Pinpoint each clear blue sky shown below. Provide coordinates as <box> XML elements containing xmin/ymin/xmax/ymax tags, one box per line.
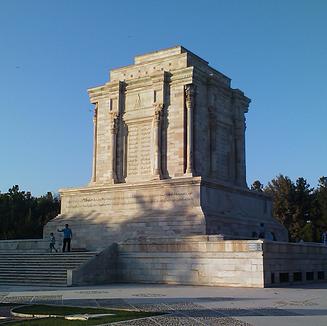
<box><xmin>0</xmin><ymin>0</ymin><xmax>326</xmax><ymax>195</ymax></box>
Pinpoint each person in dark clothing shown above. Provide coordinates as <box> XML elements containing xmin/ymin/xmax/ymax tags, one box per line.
<box><xmin>57</xmin><ymin>224</ymin><xmax>73</xmax><ymax>252</ymax></box>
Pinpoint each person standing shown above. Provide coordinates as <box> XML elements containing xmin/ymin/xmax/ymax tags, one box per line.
<box><xmin>49</xmin><ymin>232</ymin><xmax>58</xmax><ymax>253</ymax></box>
<box><xmin>57</xmin><ymin>224</ymin><xmax>73</xmax><ymax>252</ymax></box>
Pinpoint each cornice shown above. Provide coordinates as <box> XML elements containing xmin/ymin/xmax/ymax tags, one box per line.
<box><xmin>59</xmin><ymin>176</ymin><xmax>202</xmax><ymax>195</ymax></box>
<box><xmin>232</xmin><ymin>89</ymin><xmax>251</xmax><ymax>113</ymax></box>
<box><xmin>88</xmin><ymin>81</ymin><xmax>123</xmax><ymax>103</ymax></box>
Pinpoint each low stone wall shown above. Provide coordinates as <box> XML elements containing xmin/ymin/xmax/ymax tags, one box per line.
<box><xmin>69</xmin><ymin>243</ymin><xmax>119</xmax><ymax>286</ymax></box>
<box><xmin>263</xmin><ymin>241</ymin><xmax>327</xmax><ymax>286</ymax></box>
<box><xmin>116</xmin><ymin>237</ymin><xmax>327</xmax><ymax>288</ymax></box>
<box><xmin>117</xmin><ymin>236</ymin><xmax>265</xmax><ymax>288</ymax></box>
<box><xmin>0</xmin><ymin>239</ymin><xmax>49</xmax><ymax>252</ymax></box>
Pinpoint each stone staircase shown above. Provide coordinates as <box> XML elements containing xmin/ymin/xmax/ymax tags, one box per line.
<box><xmin>0</xmin><ymin>252</ymin><xmax>97</xmax><ymax>286</ymax></box>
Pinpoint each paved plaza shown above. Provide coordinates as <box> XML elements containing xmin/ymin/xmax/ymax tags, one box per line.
<box><xmin>1</xmin><ymin>283</ymin><xmax>327</xmax><ymax>325</ymax></box>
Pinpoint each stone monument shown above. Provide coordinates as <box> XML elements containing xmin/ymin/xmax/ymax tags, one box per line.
<box><xmin>45</xmin><ymin>46</ymin><xmax>287</xmax><ymax>250</ymax></box>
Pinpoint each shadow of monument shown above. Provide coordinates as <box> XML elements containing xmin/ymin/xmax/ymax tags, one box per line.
<box><xmin>44</xmin><ymin>190</ymin><xmax>208</xmax><ymax>285</ymax></box>
<box><xmin>47</xmin><ymin>189</ymin><xmax>205</xmax><ymax>251</ymax></box>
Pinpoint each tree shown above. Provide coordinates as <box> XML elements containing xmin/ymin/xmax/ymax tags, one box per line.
<box><xmin>0</xmin><ymin>186</ymin><xmax>60</xmax><ymax>240</ymax></box>
<box><xmin>293</xmin><ymin>177</ymin><xmax>315</xmax><ymax>241</ymax></box>
<box><xmin>263</xmin><ymin>175</ymin><xmax>326</xmax><ymax>242</ymax></box>
<box><xmin>264</xmin><ymin>175</ymin><xmax>296</xmax><ymax>239</ymax></box>
<box><xmin>315</xmin><ymin>176</ymin><xmax>327</xmax><ymax>240</ymax></box>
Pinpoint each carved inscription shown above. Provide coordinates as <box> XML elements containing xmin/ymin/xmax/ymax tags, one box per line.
<box><xmin>63</xmin><ymin>191</ymin><xmax>193</xmax><ymax>211</ymax></box>
<box><xmin>127</xmin><ymin>125</ymin><xmax>138</xmax><ymax>175</ymax></box>
<box><xmin>127</xmin><ymin>123</ymin><xmax>151</xmax><ymax>176</ymax></box>
<box><xmin>140</xmin><ymin>126</ymin><xmax>151</xmax><ymax>174</ymax></box>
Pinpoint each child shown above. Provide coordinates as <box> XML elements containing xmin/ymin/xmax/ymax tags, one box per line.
<box><xmin>49</xmin><ymin>232</ymin><xmax>58</xmax><ymax>253</ymax></box>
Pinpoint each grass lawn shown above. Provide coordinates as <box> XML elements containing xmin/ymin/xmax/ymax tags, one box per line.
<box><xmin>6</xmin><ymin>304</ymin><xmax>161</xmax><ymax>325</ymax></box>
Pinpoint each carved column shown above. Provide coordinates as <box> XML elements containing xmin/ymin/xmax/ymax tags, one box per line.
<box><xmin>153</xmin><ymin>102</ymin><xmax>163</xmax><ymax>177</ymax></box>
<box><xmin>109</xmin><ymin>112</ymin><xmax>118</xmax><ymax>183</ymax></box>
<box><xmin>116</xmin><ymin>81</ymin><xmax>126</xmax><ymax>183</ymax></box>
<box><xmin>235</xmin><ymin>115</ymin><xmax>246</xmax><ymax>186</ymax></box>
<box><xmin>208</xmin><ymin>106</ymin><xmax>215</xmax><ymax>176</ymax></box>
<box><xmin>185</xmin><ymin>84</ymin><xmax>196</xmax><ymax>175</ymax></box>
<box><xmin>91</xmin><ymin>104</ymin><xmax>98</xmax><ymax>183</ymax></box>
<box><xmin>232</xmin><ymin>90</ymin><xmax>250</xmax><ymax>188</ymax></box>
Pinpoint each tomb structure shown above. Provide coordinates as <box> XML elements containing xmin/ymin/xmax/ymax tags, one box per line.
<box><xmin>45</xmin><ymin>46</ymin><xmax>287</xmax><ymax>250</ymax></box>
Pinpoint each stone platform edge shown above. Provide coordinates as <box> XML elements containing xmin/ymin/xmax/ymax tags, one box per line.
<box><xmin>68</xmin><ymin>236</ymin><xmax>327</xmax><ymax>288</ymax></box>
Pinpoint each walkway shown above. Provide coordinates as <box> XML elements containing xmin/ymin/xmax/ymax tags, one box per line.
<box><xmin>1</xmin><ymin>283</ymin><xmax>327</xmax><ymax>325</ymax></box>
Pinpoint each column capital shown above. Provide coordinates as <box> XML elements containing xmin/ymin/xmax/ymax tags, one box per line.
<box><xmin>185</xmin><ymin>84</ymin><xmax>196</xmax><ymax>109</ymax></box>
<box><xmin>152</xmin><ymin>102</ymin><xmax>163</xmax><ymax>178</ymax></box>
<box><xmin>153</xmin><ymin>102</ymin><xmax>164</xmax><ymax>122</ymax></box>
<box><xmin>110</xmin><ymin>112</ymin><xmax>118</xmax><ymax>134</ymax></box>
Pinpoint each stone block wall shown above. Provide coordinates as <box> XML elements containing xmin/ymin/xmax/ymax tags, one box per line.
<box><xmin>117</xmin><ymin>237</ymin><xmax>265</xmax><ymax>288</ymax></box>
<box><xmin>263</xmin><ymin>242</ymin><xmax>327</xmax><ymax>285</ymax></box>
<box><xmin>44</xmin><ymin>178</ymin><xmax>206</xmax><ymax>250</ymax></box>
<box><xmin>65</xmin><ymin>237</ymin><xmax>327</xmax><ymax>287</ymax></box>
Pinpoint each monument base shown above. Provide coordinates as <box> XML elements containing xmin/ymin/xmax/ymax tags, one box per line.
<box><xmin>44</xmin><ymin>177</ymin><xmax>287</xmax><ymax>250</ymax></box>
<box><xmin>70</xmin><ymin>236</ymin><xmax>327</xmax><ymax>288</ymax></box>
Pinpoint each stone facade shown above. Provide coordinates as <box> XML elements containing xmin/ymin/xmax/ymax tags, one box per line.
<box><xmin>88</xmin><ymin>46</ymin><xmax>248</xmax><ymax>185</ymax></box>
<box><xmin>44</xmin><ymin>46</ymin><xmax>288</xmax><ymax>250</ymax></box>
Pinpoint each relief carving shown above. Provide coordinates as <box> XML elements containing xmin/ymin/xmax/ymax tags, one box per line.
<box><xmin>185</xmin><ymin>84</ymin><xmax>196</xmax><ymax>109</ymax></box>
<box><xmin>134</xmin><ymin>93</ymin><xmax>141</xmax><ymax>110</ymax></box>
<box><xmin>153</xmin><ymin>102</ymin><xmax>164</xmax><ymax>121</ymax></box>
<box><xmin>110</xmin><ymin>112</ymin><xmax>118</xmax><ymax>134</ymax></box>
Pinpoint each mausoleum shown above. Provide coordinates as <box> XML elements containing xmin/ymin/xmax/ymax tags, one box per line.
<box><xmin>44</xmin><ymin>45</ymin><xmax>287</xmax><ymax>249</ymax></box>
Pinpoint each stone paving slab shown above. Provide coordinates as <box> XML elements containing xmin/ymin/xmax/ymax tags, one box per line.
<box><xmin>2</xmin><ymin>295</ymin><xmax>34</xmax><ymax>304</ymax></box>
<box><xmin>96</xmin><ymin>298</ymin><xmax>137</xmax><ymax>310</ymax></box>
<box><xmin>0</xmin><ymin>284</ymin><xmax>327</xmax><ymax>325</ymax></box>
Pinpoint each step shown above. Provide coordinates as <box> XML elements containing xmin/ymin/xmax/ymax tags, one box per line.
<box><xmin>0</xmin><ymin>254</ymin><xmax>96</xmax><ymax>259</ymax></box>
<box><xmin>0</xmin><ymin>270</ymin><xmax>67</xmax><ymax>275</ymax></box>
<box><xmin>0</xmin><ymin>253</ymin><xmax>97</xmax><ymax>257</ymax></box>
<box><xmin>0</xmin><ymin>263</ymin><xmax>90</xmax><ymax>267</ymax></box>
<box><xmin>0</xmin><ymin>257</ymin><xmax>95</xmax><ymax>262</ymax></box>
<box><xmin>0</xmin><ymin>251</ymin><xmax>98</xmax><ymax>286</ymax></box>
<box><xmin>0</xmin><ymin>276</ymin><xmax>66</xmax><ymax>280</ymax></box>
<box><xmin>0</xmin><ymin>260</ymin><xmax>91</xmax><ymax>264</ymax></box>
<box><xmin>0</xmin><ymin>280</ymin><xmax>67</xmax><ymax>286</ymax></box>
<box><xmin>0</xmin><ymin>265</ymin><xmax>84</xmax><ymax>270</ymax></box>
<box><xmin>0</xmin><ymin>277</ymin><xmax>67</xmax><ymax>284</ymax></box>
